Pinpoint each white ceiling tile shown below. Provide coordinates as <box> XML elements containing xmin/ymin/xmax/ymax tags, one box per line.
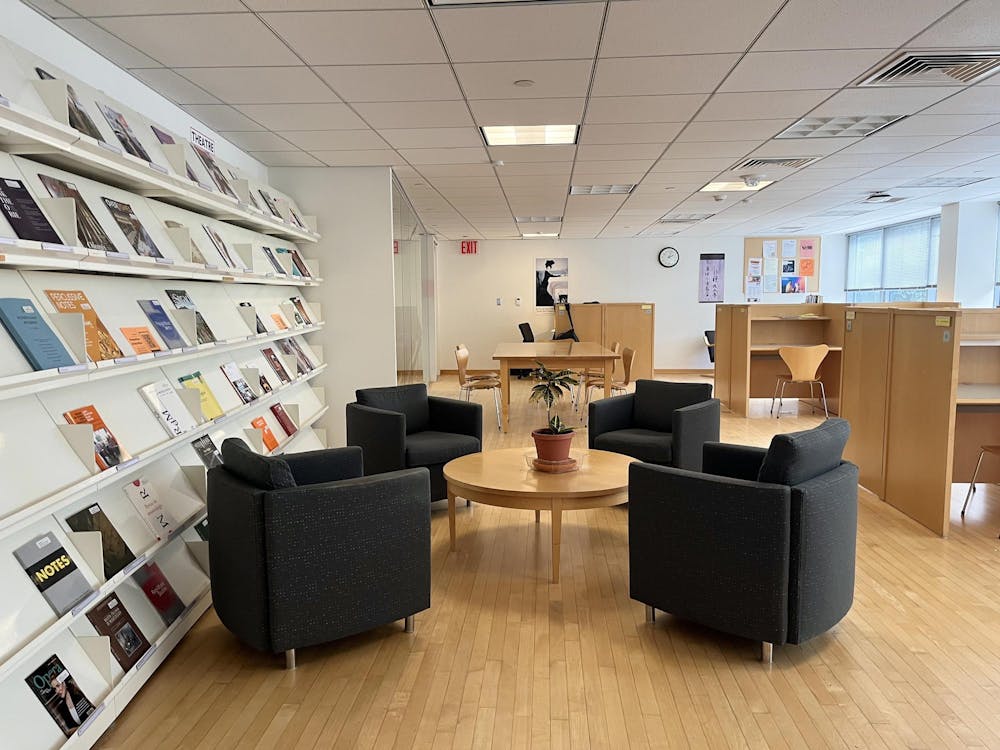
<box><xmin>697</xmin><ymin>90</ymin><xmax>833</xmax><ymax>120</ymax></box>
<box><xmin>496</xmin><ymin>162</ymin><xmax>572</xmax><ymax>176</ymax></box>
<box><xmin>247</xmin><ymin>0</ymin><xmax>420</xmax><ymax>7</ymax></box>
<box><xmin>400</xmin><ymin>147</ymin><xmax>489</xmax><ymax>165</ymax></box>
<box><xmin>750</xmin><ymin>138</ymin><xmax>858</xmax><ymax>156</ymax></box>
<box><xmin>417</xmin><ymin>164</ymin><xmax>497</xmax><ymax>177</ymax></box>
<box><xmin>220</xmin><ymin>131</ymin><xmax>296</xmax><ymax>151</ymax></box>
<box><xmin>131</xmin><ymin>68</ymin><xmax>219</xmax><ymax>104</ymax></box>
<box><xmin>23</xmin><ymin>1</ymin><xmax>77</xmax><ymax>17</ymax></box>
<box><xmin>314</xmin><ymin>149</ymin><xmax>404</xmax><ymax>166</ymax></box>
<box><xmin>808</xmin><ymin>86</ymin><xmax>962</xmax><ymax>118</ymax></box>
<box><xmin>650</xmin><ymin>157</ymin><xmax>734</xmax><ymax>172</ymax></box>
<box><xmin>487</xmin><ymin>145</ymin><xmax>576</xmax><ymax>163</ymax></box>
<box><xmin>279</xmin><ymin>129</ymin><xmax>388</xmax><ymax>150</ymax></box>
<box><xmin>576</xmin><ymin>143</ymin><xmax>665</xmax><ymax>161</ymax></box>
<box><xmin>433</xmin><ymin>3</ymin><xmax>604</xmax><ymax>63</ymax></box>
<box><xmin>262</xmin><ymin>10</ymin><xmax>445</xmax><ymax>65</ymax></box>
<box><xmin>808</xmin><ymin>152</ymin><xmax>902</xmax><ymax>168</ymax></box>
<box><xmin>183</xmin><ymin>104</ymin><xmax>264</xmax><ymax>131</ymax></box>
<box><xmin>890</xmin><ymin>152</ymin><xmax>984</xmax><ymax>167</ymax></box>
<box><xmin>570</xmin><ymin>169</ymin><xmax>648</xmax><ymax>183</ymax></box>
<box><xmin>927</xmin><ymin>136</ymin><xmax>1000</xmax><ymax>153</ymax></box>
<box><xmin>380</xmin><ymin>127</ymin><xmax>484</xmax><ymax>149</ymax></box>
<box><xmin>579</xmin><ymin>123</ymin><xmax>683</xmax><ymax>144</ymax></box>
<box><xmin>603</xmin><ymin>0</ymin><xmax>783</xmax><ymax>56</ymax></box>
<box><xmin>841</xmin><ymin>134</ymin><xmax>953</xmax><ymax>153</ymax></box>
<box><xmin>677</xmin><ymin>119</ymin><xmax>791</xmax><ymax>142</ymax></box>
<box><xmin>454</xmin><ymin>60</ymin><xmax>593</xmax><ymax>100</ymax></box>
<box><xmin>236</xmin><ymin>103</ymin><xmax>368</xmax><ymax>130</ymax></box>
<box><xmin>355</xmin><ymin>100</ymin><xmax>473</xmax><ymax>129</ymax></box>
<box><xmin>175</xmin><ymin>67</ymin><xmax>339</xmax><ymax>105</ymax></box>
<box><xmin>314</xmin><ymin>64</ymin><xmax>460</xmax><ymax>102</ymax></box>
<box><xmin>593</xmin><ymin>55</ymin><xmax>739</xmax><ymax>97</ymax></box>
<box><xmin>55</xmin><ymin>19</ymin><xmax>160</xmax><ymax>68</ymax></box>
<box><xmin>95</xmin><ymin>14</ymin><xmax>299</xmax><ymax>67</ymax></box>
<box><xmin>910</xmin><ymin>0</ymin><xmax>1000</xmax><ymax>47</ymax></box>
<box><xmin>249</xmin><ymin>150</ymin><xmax>323</xmax><ymax>167</ymax></box>
<box><xmin>665</xmin><ymin>140</ymin><xmax>762</xmax><ymax>158</ymax></box>
<box><xmin>754</xmin><ymin>0</ymin><xmax>961</xmax><ymax>51</ymax></box>
<box><xmin>585</xmin><ymin>95</ymin><xmax>707</xmax><ymax>124</ymax></box>
<box><xmin>921</xmin><ymin>87</ymin><xmax>1000</xmax><ymax>116</ymax></box>
<box><xmin>469</xmin><ymin>98</ymin><xmax>585</xmax><ymax>126</ymax></box>
<box><xmin>720</xmin><ymin>50</ymin><xmax>894</xmax><ymax>92</ymax></box>
<box><xmin>61</xmin><ymin>0</ymin><xmax>244</xmax><ymax>12</ymax></box>
<box><xmin>877</xmin><ymin>114</ymin><xmax>1000</xmax><ymax>137</ymax></box>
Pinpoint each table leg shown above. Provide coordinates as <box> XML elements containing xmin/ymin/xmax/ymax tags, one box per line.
<box><xmin>448</xmin><ymin>489</ymin><xmax>457</xmax><ymax>552</ymax></box>
<box><xmin>551</xmin><ymin>499</ymin><xmax>562</xmax><ymax>584</ymax></box>
<box><xmin>603</xmin><ymin>359</ymin><xmax>612</xmax><ymax>399</ymax></box>
<box><xmin>500</xmin><ymin>360</ymin><xmax>511</xmax><ymax>432</ymax></box>
<box><xmin>535</xmin><ymin>509</ymin><xmax>540</xmax><ymax>523</ymax></box>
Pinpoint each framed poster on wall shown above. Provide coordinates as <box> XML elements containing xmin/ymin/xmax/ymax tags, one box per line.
<box><xmin>535</xmin><ymin>257</ymin><xmax>568</xmax><ymax>308</ymax></box>
<box><xmin>698</xmin><ymin>253</ymin><xmax>725</xmax><ymax>303</ymax></box>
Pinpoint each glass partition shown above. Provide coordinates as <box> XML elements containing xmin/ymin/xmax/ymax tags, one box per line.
<box><xmin>392</xmin><ymin>178</ymin><xmax>435</xmax><ymax>384</ymax></box>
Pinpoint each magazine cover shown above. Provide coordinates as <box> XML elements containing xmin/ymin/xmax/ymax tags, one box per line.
<box><xmin>37</xmin><ymin>174</ymin><xmax>116</xmax><ymax>253</ymax></box>
<box><xmin>0</xmin><ymin>177</ymin><xmax>64</xmax><ymax>243</ymax></box>
<box><xmin>165</xmin><ymin>289</ymin><xmax>216</xmax><ymax>345</ymax></box>
<box><xmin>64</xmin><ymin>503</ymin><xmax>136</xmax><ymax>580</ymax></box>
<box><xmin>63</xmin><ymin>403</ymin><xmax>131</xmax><ymax>471</ymax></box>
<box><xmin>101</xmin><ymin>197</ymin><xmax>162</xmax><ymax>258</ymax></box>
<box><xmin>0</xmin><ymin>297</ymin><xmax>76</xmax><ymax>371</ymax></box>
<box><xmin>163</xmin><ymin>219</ymin><xmax>208</xmax><ymax>265</ymax></box>
<box><xmin>261</xmin><ymin>347</ymin><xmax>291</xmax><ymax>384</ymax></box>
<box><xmin>132</xmin><ymin>562</ymin><xmax>185</xmax><ymax>626</ymax></box>
<box><xmin>25</xmin><ymin>654</ymin><xmax>96</xmax><ymax>737</ymax></box>
<box><xmin>177</xmin><ymin>371</ymin><xmax>224</xmax><ymax>420</ymax></box>
<box><xmin>258</xmin><ymin>189</ymin><xmax>282</xmax><ymax>219</ymax></box>
<box><xmin>96</xmin><ymin>102</ymin><xmax>152</xmax><ymax>162</ymax></box>
<box><xmin>238</xmin><ymin>302</ymin><xmax>267</xmax><ymax>334</ymax></box>
<box><xmin>192</xmin><ymin>144</ymin><xmax>237</xmax><ymax>200</ymax></box>
<box><xmin>123</xmin><ymin>477</ymin><xmax>178</xmax><ymax>541</ymax></box>
<box><xmin>150</xmin><ymin>125</ymin><xmax>200</xmax><ymax>182</ymax></box>
<box><xmin>137</xmin><ymin>299</ymin><xmax>188</xmax><ymax>350</ymax></box>
<box><xmin>44</xmin><ymin>289</ymin><xmax>123</xmax><ymax>362</ymax></box>
<box><xmin>289</xmin><ymin>296</ymin><xmax>313</xmax><ymax>324</ymax></box>
<box><xmin>270</xmin><ymin>403</ymin><xmax>297</xmax><ymax>437</ymax></box>
<box><xmin>260</xmin><ymin>246</ymin><xmax>286</xmax><ymax>275</ymax></box>
<box><xmin>36</xmin><ymin>67</ymin><xmax>105</xmax><ymax>143</ymax></box>
<box><xmin>13</xmin><ymin>532</ymin><xmax>93</xmax><ymax>616</ymax></box>
<box><xmin>120</xmin><ymin>326</ymin><xmax>161</xmax><ymax>355</ymax></box>
<box><xmin>250</xmin><ymin>415</ymin><xmax>279</xmax><ymax>452</ymax></box>
<box><xmin>201</xmin><ymin>224</ymin><xmax>238</xmax><ymax>268</ymax></box>
<box><xmin>139</xmin><ymin>379</ymin><xmax>199</xmax><ymax>436</ymax></box>
<box><xmin>194</xmin><ymin>518</ymin><xmax>209</xmax><ymax>541</ymax></box>
<box><xmin>276</xmin><ymin>337</ymin><xmax>313</xmax><ymax>375</ymax></box>
<box><xmin>86</xmin><ymin>594</ymin><xmax>151</xmax><ymax>672</ymax></box>
<box><xmin>220</xmin><ymin>361</ymin><xmax>257</xmax><ymax>404</ymax></box>
<box><xmin>190</xmin><ymin>434</ymin><xmax>222</xmax><ymax>468</ymax></box>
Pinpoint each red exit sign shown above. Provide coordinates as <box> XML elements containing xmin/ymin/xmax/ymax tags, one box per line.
<box><xmin>461</xmin><ymin>240</ymin><xmax>478</xmax><ymax>255</ymax></box>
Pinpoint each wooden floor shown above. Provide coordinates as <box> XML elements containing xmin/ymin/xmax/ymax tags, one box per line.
<box><xmin>94</xmin><ymin>376</ymin><xmax>1000</xmax><ymax>750</ymax></box>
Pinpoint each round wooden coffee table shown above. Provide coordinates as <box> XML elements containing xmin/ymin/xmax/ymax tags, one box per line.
<box><xmin>443</xmin><ymin>448</ymin><xmax>634</xmax><ymax>583</ymax></box>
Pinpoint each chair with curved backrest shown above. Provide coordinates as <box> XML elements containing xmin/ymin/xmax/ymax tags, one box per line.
<box><xmin>518</xmin><ymin>323</ymin><xmax>534</xmax><ymax>343</ymax></box>
<box><xmin>455</xmin><ymin>344</ymin><xmax>501</xmax><ymax>431</ymax></box>
<box><xmin>575</xmin><ymin>340</ymin><xmax>621</xmax><ymax>409</ymax></box>
<box><xmin>704</xmin><ymin>330</ymin><xmax>716</xmax><ymax>364</ymax></box>
<box><xmin>585</xmin><ymin>347</ymin><xmax>635</xmax><ymax>409</ymax></box>
<box><xmin>771</xmin><ymin>344</ymin><xmax>830</xmax><ymax>419</ymax></box>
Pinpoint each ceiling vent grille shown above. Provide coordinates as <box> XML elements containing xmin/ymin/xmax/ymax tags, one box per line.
<box><xmin>658</xmin><ymin>212</ymin><xmax>714</xmax><ymax>224</ymax></box>
<box><xmin>858</xmin><ymin>51</ymin><xmax>1000</xmax><ymax>86</ymax></box>
<box><xmin>514</xmin><ymin>216</ymin><xmax>562</xmax><ymax>223</ymax></box>
<box><xmin>569</xmin><ymin>184</ymin><xmax>636</xmax><ymax>195</ymax></box>
<box><xmin>733</xmin><ymin>157</ymin><xmax>820</xmax><ymax>169</ymax></box>
<box><xmin>901</xmin><ymin>176</ymin><xmax>989</xmax><ymax>188</ymax></box>
<box><xmin>776</xmin><ymin>115</ymin><xmax>905</xmax><ymax>138</ymax></box>
<box><xmin>820</xmin><ymin>208</ymin><xmax>876</xmax><ymax>216</ymax></box>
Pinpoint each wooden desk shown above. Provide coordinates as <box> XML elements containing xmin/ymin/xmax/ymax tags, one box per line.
<box><xmin>492</xmin><ymin>342</ymin><xmax>619</xmax><ymax>432</ymax></box>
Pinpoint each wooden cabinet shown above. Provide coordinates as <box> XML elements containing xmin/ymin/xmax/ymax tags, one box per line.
<box><xmin>554</xmin><ymin>303</ymin><xmax>655</xmax><ymax>380</ymax></box>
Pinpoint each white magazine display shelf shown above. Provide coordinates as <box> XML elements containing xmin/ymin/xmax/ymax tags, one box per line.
<box><xmin>0</xmin><ymin>40</ymin><xmax>329</xmax><ymax>748</ymax></box>
<box><xmin>0</xmin><ymin>40</ymin><xmax>319</xmax><ymax>245</ymax></box>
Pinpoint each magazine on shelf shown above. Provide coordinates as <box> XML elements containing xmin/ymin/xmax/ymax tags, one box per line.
<box><xmin>177</xmin><ymin>371</ymin><xmax>223</xmax><ymax>420</ymax></box>
<box><xmin>190</xmin><ymin>434</ymin><xmax>222</xmax><ymax>468</ymax></box>
<box><xmin>163</xmin><ymin>220</ymin><xmax>208</xmax><ymax>265</ymax></box>
<box><xmin>260</xmin><ymin>246</ymin><xmax>285</xmax><ymax>275</ymax></box>
<box><xmin>269</xmin><ymin>403</ymin><xmax>297</xmax><ymax>437</ymax></box>
<box><xmin>254</xmin><ymin>369</ymin><xmax>272</xmax><ymax>393</ymax></box>
<box><xmin>289</xmin><ymin>296</ymin><xmax>313</xmax><ymax>325</ymax></box>
<box><xmin>96</xmin><ymin>102</ymin><xmax>152</xmax><ymax>162</ymax></box>
<box><xmin>63</xmin><ymin>403</ymin><xmax>131</xmax><ymax>471</ymax></box>
<box><xmin>13</xmin><ymin>532</ymin><xmax>93</xmax><ymax>616</ymax></box>
<box><xmin>137</xmin><ymin>299</ymin><xmax>188</xmax><ymax>350</ymax></box>
<box><xmin>120</xmin><ymin>325</ymin><xmax>161</xmax><ymax>355</ymax></box>
<box><xmin>132</xmin><ymin>562</ymin><xmax>185</xmax><ymax>626</ymax></box>
<box><xmin>238</xmin><ymin>302</ymin><xmax>267</xmax><ymax>334</ymax></box>
<box><xmin>37</xmin><ymin>174</ymin><xmax>116</xmax><ymax>253</ymax></box>
<box><xmin>257</xmin><ymin>189</ymin><xmax>282</xmax><ymax>219</ymax></box>
<box><xmin>0</xmin><ymin>177</ymin><xmax>63</xmax><ymax>243</ymax></box>
<box><xmin>220</xmin><ymin>361</ymin><xmax>257</xmax><ymax>405</ymax></box>
<box><xmin>123</xmin><ymin>477</ymin><xmax>178</xmax><ymax>541</ymax></box>
<box><xmin>139</xmin><ymin>379</ymin><xmax>199</xmax><ymax>436</ymax></box>
<box><xmin>276</xmin><ymin>337</ymin><xmax>313</xmax><ymax>375</ymax></box>
<box><xmin>86</xmin><ymin>594</ymin><xmax>151</xmax><ymax>672</ymax></box>
<box><xmin>101</xmin><ymin>197</ymin><xmax>162</xmax><ymax>258</ymax></box>
<box><xmin>45</xmin><ymin>288</ymin><xmax>123</xmax><ymax>362</ymax></box>
<box><xmin>192</xmin><ymin>144</ymin><xmax>237</xmax><ymax>200</ymax></box>
<box><xmin>64</xmin><ymin>503</ymin><xmax>136</xmax><ymax>580</ymax></box>
<box><xmin>269</xmin><ymin>312</ymin><xmax>289</xmax><ymax>331</ymax></box>
<box><xmin>201</xmin><ymin>224</ymin><xmax>238</xmax><ymax>269</ymax></box>
<box><xmin>150</xmin><ymin>125</ymin><xmax>200</xmax><ymax>182</ymax></box>
<box><xmin>261</xmin><ymin>347</ymin><xmax>291</xmax><ymax>384</ymax></box>
<box><xmin>287</xmin><ymin>205</ymin><xmax>307</xmax><ymax>230</ymax></box>
<box><xmin>250</xmin><ymin>415</ymin><xmax>279</xmax><ymax>452</ymax></box>
<box><xmin>0</xmin><ymin>297</ymin><xmax>76</xmax><ymax>370</ymax></box>
<box><xmin>35</xmin><ymin>67</ymin><xmax>105</xmax><ymax>143</ymax></box>
<box><xmin>165</xmin><ymin>289</ymin><xmax>216</xmax><ymax>345</ymax></box>
<box><xmin>194</xmin><ymin>518</ymin><xmax>209</xmax><ymax>542</ymax></box>
<box><xmin>25</xmin><ymin>654</ymin><xmax>97</xmax><ymax>737</ymax></box>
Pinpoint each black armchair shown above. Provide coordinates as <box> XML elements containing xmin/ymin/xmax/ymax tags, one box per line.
<box><xmin>628</xmin><ymin>418</ymin><xmax>858</xmax><ymax>662</ymax></box>
<box><xmin>207</xmin><ymin>439</ymin><xmax>431</xmax><ymax>668</ymax></box>
<box><xmin>588</xmin><ymin>380</ymin><xmax>720</xmax><ymax>470</ymax></box>
<box><xmin>346</xmin><ymin>383</ymin><xmax>482</xmax><ymax>500</ymax></box>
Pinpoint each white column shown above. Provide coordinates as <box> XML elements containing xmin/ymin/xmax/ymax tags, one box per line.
<box><xmin>269</xmin><ymin>166</ymin><xmax>397</xmax><ymax>446</ymax></box>
<box><xmin>938</xmin><ymin>201</ymin><xmax>999</xmax><ymax>307</ymax></box>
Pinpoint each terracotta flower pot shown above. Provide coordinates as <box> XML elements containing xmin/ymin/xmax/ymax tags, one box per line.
<box><xmin>532</xmin><ymin>428</ymin><xmax>575</xmax><ymax>462</ymax></box>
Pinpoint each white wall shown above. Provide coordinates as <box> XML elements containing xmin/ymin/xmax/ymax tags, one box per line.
<box><xmin>0</xmin><ymin>0</ymin><xmax>265</xmax><ymax>178</ymax></box>
<box><xmin>939</xmin><ymin>201</ymin><xmax>999</xmax><ymax>308</ymax></box>
<box><xmin>270</xmin><ymin>166</ymin><xmax>396</xmax><ymax>446</ymax></box>
<box><xmin>437</xmin><ymin>235</ymin><xmax>848</xmax><ymax>371</ymax></box>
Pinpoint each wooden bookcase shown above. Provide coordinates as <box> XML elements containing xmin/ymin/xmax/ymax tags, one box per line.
<box><xmin>553</xmin><ymin>302</ymin><xmax>655</xmax><ymax>380</ymax></box>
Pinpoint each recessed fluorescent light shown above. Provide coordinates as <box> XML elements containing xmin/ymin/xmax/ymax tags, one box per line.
<box><xmin>522</xmin><ymin>232</ymin><xmax>559</xmax><ymax>238</ymax></box>
<box><xmin>482</xmin><ymin>125</ymin><xmax>578</xmax><ymax>146</ymax></box>
<box><xmin>569</xmin><ymin>184</ymin><xmax>635</xmax><ymax>195</ymax></box>
<box><xmin>776</xmin><ymin>115</ymin><xmax>906</xmax><ymax>138</ymax></box>
<box><xmin>515</xmin><ymin>216</ymin><xmax>562</xmax><ymax>223</ymax></box>
<box><xmin>902</xmin><ymin>176</ymin><xmax>990</xmax><ymax>188</ymax></box>
<box><xmin>658</xmin><ymin>212</ymin><xmax>715</xmax><ymax>223</ymax></box>
<box><xmin>700</xmin><ymin>180</ymin><xmax>775</xmax><ymax>192</ymax></box>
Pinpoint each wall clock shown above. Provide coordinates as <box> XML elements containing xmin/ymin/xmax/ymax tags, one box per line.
<box><xmin>658</xmin><ymin>246</ymin><xmax>679</xmax><ymax>268</ymax></box>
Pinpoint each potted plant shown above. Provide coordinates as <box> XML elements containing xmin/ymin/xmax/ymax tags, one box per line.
<box><xmin>529</xmin><ymin>361</ymin><xmax>579</xmax><ymax>463</ymax></box>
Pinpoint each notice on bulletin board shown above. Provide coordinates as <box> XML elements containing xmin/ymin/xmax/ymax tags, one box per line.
<box><xmin>800</xmin><ymin>257</ymin><xmax>815</xmax><ymax>276</ymax></box>
<box><xmin>699</xmin><ymin>253</ymin><xmax>725</xmax><ymax>303</ymax></box>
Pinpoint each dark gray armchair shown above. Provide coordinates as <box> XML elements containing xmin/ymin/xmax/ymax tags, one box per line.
<box><xmin>346</xmin><ymin>383</ymin><xmax>482</xmax><ymax>500</ymax></box>
<box><xmin>628</xmin><ymin>419</ymin><xmax>858</xmax><ymax>663</ymax></box>
<box><xmin>588</xmin><ymin>380</ymin><xmax>720</xmax><ymax>470</ymax></box>
<box><xmin>207</xmin><ymin>438</ymin><xmax>431</xmax><ymax>669</ymax></box>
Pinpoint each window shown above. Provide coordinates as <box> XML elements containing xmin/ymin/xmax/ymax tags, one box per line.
<box><xmin>845</xmin><ymin>216</ymin><xmax>940</xmax><ymax>303</ymax></box>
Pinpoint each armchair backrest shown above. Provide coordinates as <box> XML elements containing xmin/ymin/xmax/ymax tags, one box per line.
<box><xmin>356</xmin><ymin>383</ymin><xmax>429</xmax><ymax>434</ymax></box>
<box><xmin>757</xmin><ymin>418</ymin><xmax>849</xmax><ymax>486</ymax></box>
<box><xmin>632</xmin><ymin>380</ymin><xmax>714</xmax><ymax>433</ymax></box>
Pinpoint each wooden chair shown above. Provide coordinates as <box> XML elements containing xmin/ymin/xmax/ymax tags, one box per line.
<box><xmin>575</xmin><ymin>341</ymin><xmax>621</xmax><ymax>410</ymax></box>
<box><xmin>455</xmin><ymin>345</ymin><xmax>501</xmax><ymax>431</ymax></box>
<box><xmin>961</xmin><ymin>445</ymin><xmax>1000</xmax><ymax>538</ymax></box>
<box><xmin>771</xmin><ymin>344</ymin><xmax>830</xmax><ymax>419</ymax></box>
<box><xmin>585</xmin><ymin>347</ymin><xmax>636</xmax><ymax>410</ymax></box>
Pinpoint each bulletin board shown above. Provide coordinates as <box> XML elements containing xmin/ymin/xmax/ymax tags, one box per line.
<box><xmin>743</xmin><ymin>236</ymin><xmax>821</xmax><ymax>295</ymax></box>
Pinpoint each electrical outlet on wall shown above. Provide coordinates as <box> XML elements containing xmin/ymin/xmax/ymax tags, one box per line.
<box><xmin>496</xmin><ymin>297</ymin><xmax>501</xmax><ymax>306</ymax></box>
<box><xmin>515</xmin><ymin>297</ymin><xmax>521</xmax><ymax>306</ymax></box>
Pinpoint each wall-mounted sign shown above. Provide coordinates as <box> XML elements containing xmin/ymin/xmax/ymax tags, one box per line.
<box><xmin>393</xmin><ymin>240</ymin><xmax>399</xmax><ymax>254</ymax></box>
<box><xmin>461</xmin><ymin>240</ymin><xmax>478</xmax><ymax>255</ymax></box>
<box><xmin>189</xmin><ymin>128</ymin><xmax>215</xmax><ymax>154</ymax></box>
<box><xmin>698</xmin><ymin>253</ymin><xmax>725</xmax><ymax>303</ymax></box>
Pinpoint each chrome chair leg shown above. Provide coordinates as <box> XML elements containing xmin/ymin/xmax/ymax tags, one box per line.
<box><xmin>404</xmin><ymin>615</ymin><xmax>414</xmax><ymax>633</ymax></box>
<box><xmin>285</xmin><ymin>649</ymin><xmax>296</xmax><ymax>670</ymax></box>
<box><xmin>962</xmin><ymin>449</ymin><xmax>986</xmax><ymax>516</ymax></box>
<box><xmin>770</xmin><ymin>377</ymin><xmax>781</xmax><ymax>416</ymax></box>
<box><xmin>776</xmin><ymin>380</ymin><xmax>787</xmax><ymax>419</ymax></box>
<box><xmin>645</xmin><ymin>605</ymin><xmax>655</xmax><ymax>623</ymax></box>
<box><xmin>818</xmin><ymin>381</ymin><xmax>829</xmax><ymax>418</ymax></box>
<box><xmin>761</xmin><ymin>642</ymin><xmax>773</xmax><ymax>664</ymax></box>
<box><xmin>492</xmin><ymin>387</ymin><xmax>501</xmax><ymax>431</ymax></box>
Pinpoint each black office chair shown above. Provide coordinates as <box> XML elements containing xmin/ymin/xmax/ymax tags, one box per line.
<box><xmin>515</xmin><ymin>323</ymin><xmax>534</xmax><ymax>378</ymax></box>
<box><xmin>704</xmin><ymin>330</ymin><xmax>716</xmax><ymax>364</ymax></box>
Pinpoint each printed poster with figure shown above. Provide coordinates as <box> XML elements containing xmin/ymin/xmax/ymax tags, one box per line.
<box><xmin>698</xmin><ymin>253</ymin><xmax>725</xmax><ymax>303</ymax></box>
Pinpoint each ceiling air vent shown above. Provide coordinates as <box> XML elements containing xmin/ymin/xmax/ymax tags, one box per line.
<box><xmin>569</xmin><ymin>184</ymin><xmax>636</xmax><ymax>195</ymax></box>
<box><xmin>514</xmin><ymin>216</ymin><xmax>562</xmax><ymax>223</ymax></box>
<box><xmin>858</xmin><ymin>51</ymin><xmax>1000</xmax><ymax>87</ymax></box>
<box><xmin>733</xmin><ymin>157</ymin><xmax>820</xmax><ymax>169</ymax></box>
<box><xmin>901</xmin><ymin>176</ymin><xmax>990</xmax><ymax>188</ymax></box>
<box><xmin>658</xmin><ymin>212</ymin><xmax>714</xmax><ymax>224</ymax></box>
<box><xmin>776</xmin><ymin>115</ymin><xmax>905</xmax><ymax>138</ymax></box>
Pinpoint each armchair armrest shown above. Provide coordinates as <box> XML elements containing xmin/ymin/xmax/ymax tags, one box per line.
<box><xmin>588</xmin><ymin>393</ymin><xmax>635</xmax><ymax>447</ymax></box>
<box><xmin>282</xmin><ymin>446</ymin><xmax>363</xmax><ymax>486</ymax></box>
<box><xmin>346</xmin><ymin>402</ymin><xmax>405</xmax><ymax>476</ymax></box>
<box><xmin>263</xmin><ymin>468</ymin><xmax>431</xmax><ymax>652</ymax></box>
<box><xmin>671</xmin><ymin>398</ymin><xmax>720</xmax><ymax>471</ymax></box>
<box><xmin>628</xmin><ymin>462</ymin><xmax>791</xmax><ymax>645</ymax></box>
<box><xmin>701</xmin><ymin>442</ymin><xmax>767</xmax><ymax>481</ymax></box>
<box><xmin>428</xmin><ymin>395</ymin><xmax>482</xmax><ymax>441</ymax></box>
